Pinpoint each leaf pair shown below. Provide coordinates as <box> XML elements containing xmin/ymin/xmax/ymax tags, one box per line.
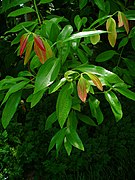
<box><xmin>106</xmin><ymin>12</ymin><xmax>129</xmax><ymax>47</ymax></box>
<box><xmin>77</xmin><ymin>73</ymin><xmax>103</xmax><ymax>103</ymax></box>
<box><xmin>20</xmin><ymin>33</ymin><xmax>53</xmax><ymax>65</ymax></box>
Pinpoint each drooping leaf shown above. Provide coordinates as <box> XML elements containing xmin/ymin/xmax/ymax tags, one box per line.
<box><xmin>85</xmin><ymin>72</ymin><xmax>103</xmax><ymax>91</ymax></box>
<box><xmin>26</xmin><ymin>89</ymin><xmax>46</xmax><ymax>108</ymax></box>
<box><xmin>77</xmin><ymin>113</ymin><xmax>97</xmax><ymax>126</ymax></box>
<box><xmin>48</xmin><ymin>128</ymin><xmax>66</xmax><ymax>152</ymax></box>
<box><xmin>66</xmin><ymin>128</ymin><xmax>84</xmax><ymax>151</ymax></box>
<box><xmin>106</xmin><ymin>17</ymin><xmax>117</xmax><ymax>47</ymax></box>
<box><xmin>114</xmin><ymin>87</ymin><xmax>135</xmax><ymax>101</ymax></box>
<box><xmin>2</xmin><ymin>91</ymin><xmax>22</xmax><ymax>129</ymax></box>
<box><xmin>77</xmin><ymin>75</ymin><xmax>87</xmax><ymax>103</ymax></box>
<box><xmin>64</xmin><ymin>137</ymin><xmax>72</xmax><ymax>156</ymax></box>
<box><xmin>56</xmin><ymin>83</ymin><xmax>73</xmax><ymax>128</ymax></box>
<box><xmin>1</xmin><ymin>80</ymin><xmax>29</xmax><ymax>105</ymax></box>
<box><xmin>105</xmin><ymin>91</ymin><xmax>123</xmax><ymax>121</ymax></box>
<box><xmin>34</xmin><ymin>41</ymin><xmax>46</xmax><ymax>64</ymax></box>
<box><xmin>34</xmin><ymin>35</ymin><xmax>46</xmax><ymax>51</ymax></box>
<box><xmin>8</xmin><ymin>7</ymin><xmax>35</xmax><ymax>17</ymax></box>
<box><xmin>45</xmin><ymin>111</ymin><xmax>57</xmax><ymax>130</ymax></box>
<box><xmin>96</xmin><ymin>50</ymin><xmax>118</xmax><ymax>62</ymax></box>
<box><xmin>20</xmin><ymin>33</ymin><xmax>29</xmax><ymax>56</ymax></box>
<box><xmin>24</xmin><ymin>40</ymin><xmax>33</xmax><ymax>65</ymax></box>
<box><xmin>89</xmin><ymin>95</ymin><xmax>104</xmax><ymax>124</ymax></box>
<box><xmin>34</xmin><ymin>58</ymin><xmax>60</xmax><ymax>93</ymax></box>
<box><xmin>118</xmin><ymin>11</ymin><xmax>129</xmax><ymax>34</ymax></box>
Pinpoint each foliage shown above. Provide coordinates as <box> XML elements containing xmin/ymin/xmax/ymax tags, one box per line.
<box><xmin>0</xmin><ymin>0</ymin><xmax>135</xmax><ymax>178</ymax></box>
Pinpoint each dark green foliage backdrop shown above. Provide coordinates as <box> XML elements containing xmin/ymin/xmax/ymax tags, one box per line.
<box><xmin>0</xmin><ymin>0</ymin><xmax>135</xmax><ymax>179</ymax></box>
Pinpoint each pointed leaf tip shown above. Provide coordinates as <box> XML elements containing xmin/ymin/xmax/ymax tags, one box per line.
<box><xmin>20</xmin><ymin>34</ymin><xmax>29</xmax><ymax>56</ymax></box>
<box><xmin>77</xmin><ymin>76</ymin><xmax>87</xmax><ymax>102</ymax></box>
<box><xmin>34</xmin><ymin>35</ymin><xmax>46</xmax><ymax>51</ymax></box>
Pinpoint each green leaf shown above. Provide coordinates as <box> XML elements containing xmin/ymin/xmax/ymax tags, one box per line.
<box><xmin>1</xmin><ymin>80</ymin><xmax>29</xmax><ymax>105</ymax></box>
<box><xmin>49</xmin><ymin>22</ymin><xmax>60</xmax><ymax>43</ymax></box>
<box><xmin>56</xmin><ymin>83</ymin><xmax>73</xmax><ymax>128</ymax></box>
<box><xmin>67</xmin><ymin>111</ymin><xmax>78</xmax><ymax>130</ymax></box>
<box><xmin>59</xmin><ymin>42</ymin><xmax>70</xmax><ymax>64</ymax></box>
<box><xmin>89</xmin><ymin>95</ymin><xmax>103</xmax><ymax>124</ymax></box>
<box><xmin>45</xmin><ymin>112</ymin><xmax>57</xmax><ymax>130</ymax></box>
<box><xmin>18</xmin><ymin>71</ymin><xmax>33</xmax><ymax>77</ymax></box>
<box><xmin>90</xmin><ymin>31</ymin><xmax>100</xmax><ymax>45</ymax></box>
<box><xmin>76</xmin><ymin>48</ymin><xmax>88</xmax><ymax>63</ymax></box>
<box><xmin>48</xmin><ymin>128</ymin><xmax>66</xmax><ymax>152</ymax></box>
<box><xmin>75</xmin><ymin>64</ymin><xmax>123</xmax><ymax>85</ymax></box>
<box><xmin>79</xmin><ymin>0</ymin><xmax>88</xmax><ymax>10</ymax></box>
<box><xmin>106</xmin><ymin>17</ymin><xmax>117</xmax><ymax>47</ymax></box>
<box><xmin>77</xmin><ymin>113</ymin><xmax>97</xmax><ymax>126</ymax></box>
<box><xmin>90</xmin><ymin>15</ymin><xmax>111</xmax><ymax>29</ymax></box>
<box><xmin>105</xmin><ymin>91</ymin><xmax>123</xmax><ymax>121</ymax></box>
<box><xmin>30</xmin><ymin>55</ymin><xmax>41</xmax><ymax>72</ymax></box>
<box><xmin>26</xmin><ymin>89</ymin><xmax>46</xmax><ymax>108</ymax></box>
<box><xmin>96</xmin><ymin>50</ymin><xmax>118</xmax><ymax>62</ymax></box>
<box><xmin>2</xmin><ymin>91</ymin><xmax>22</xmax><ymax>129</ymax></box>
<box><xmin>114</xmin><ymin>88</ymin><xmax>135</xmax><ymax>101</ymax></box>
<box><xmin>34</xmin><ymin>58</ymin><xmax>60</xmax><ymax>93</ymax></box>
<box><xmin>118</xmin><ymin>37</ymin><xmax>128</xmax><ymax>49</ymax></box>
<box><xmin>57</xmin><ymin>25</ymin><xmax>73</xmax><ymax>41</ymax></box>
<box><xmin>49</xmin><ymin>78</ymin><xmax>66</xmax><ymax>94</ymax></box>
<box><xmin>64</xmin><ymin>137</ymin><xmax>72</xmax><ymax>156</ymax></box>
<box><xmin>74</xmin><ymin>15</ymin><xmax>82</xmax><ymax>31</ymax></box>
<box><xmin>6</xmin><ymin>21</ymin><xmax>36</xmax><ymax>33</ymax></box>
<box><xmin>8</xmin><ymin>7</ymin><xmax>35</xmax><ymax>17</ymax></box>
<box><xmin>64</xmin><ymin>30</ymin><xmax>107</xmax><ymax>42</ymax></box>
<box><xmin>40</xmin><ymin>0</ymin><xmax>53</xmax><ymax>4</ymax></box>
<box><xmin>94</xmin><ymin>0</ymin><xmax>105</xmax><ymax>11</ymax></box>
<box><xmin>66</xmin><ymin>128</ymin><xmax>84</xmax><ymax>151</ymax></box>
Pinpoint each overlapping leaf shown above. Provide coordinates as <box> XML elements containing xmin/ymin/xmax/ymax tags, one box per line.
<box><xmin>77</xmin><ymin>75</ymin><xmax>87</xmax><ymax>103</ymax></box>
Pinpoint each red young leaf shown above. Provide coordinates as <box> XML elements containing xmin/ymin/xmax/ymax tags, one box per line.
<box><xmin>77</xmin><ymin>76</ymin><xmax>87</xmax><ymax>103</ymax></box>
<box><xmin>20</xmin><ymin>34</ymin><xmax>29</xmax><ymax>57</ymax></box>
<box><xmin>24</xmin><ymin>40</ymin><xmax>33</xmax><ymax>65</ymax></box>
<box><xmin>34</xmin><ymin>35</ymin><xmax>46</xmax><ymax>51</ymax></box>
<box><xmin>34</xmin><ymin>42</ymin><xmax>46</xmax><ymax>64</ymax></box>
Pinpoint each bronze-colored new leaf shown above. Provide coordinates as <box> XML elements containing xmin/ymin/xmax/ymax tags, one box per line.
<box><xmin>77</xmin><ymin>76</ymin><xmax>87</xmax><ymax>103</ymax></box>
<box><xmin>24</xmin><ymin>40</ymin><xmax>33</xmax><ymax>65</ymax></box>
<box><xmin>20</xmin><ymin>33</ymin><xmax>29</xmax><ymax>56</ymax></box>
<box><xmin>118</xmin><ymin>11</ymin><xmax>129</xmax><ymax>34</ymax></box>
<box><xmin>106</xmin><ymin>17</ymin><xmax>117</xmax><ymax>47</ymax></box>
<box><xmin>87</xmin><ymin>73</ymin><xmax>103</xmax><ymax>91</ymax></box>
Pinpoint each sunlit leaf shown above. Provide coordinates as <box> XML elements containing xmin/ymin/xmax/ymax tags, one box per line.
<box><xmin>106</xmin><ymin>17</ymin><xmax>117</xmax><ymax>47</ymax></box>
<box><xmin>34</xmin><ymin>41</ymin><xmax>46</xmax><ymax>64</ymax></box>
<box><xmin>105</xmin><ymin>91</ymin><xmax>123</xmax><ymax>121</ymax></box>
<box><xmin>85</xmin><ymin>72</ymin><xmax>103</xmax><ymax>91</ymax></box>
